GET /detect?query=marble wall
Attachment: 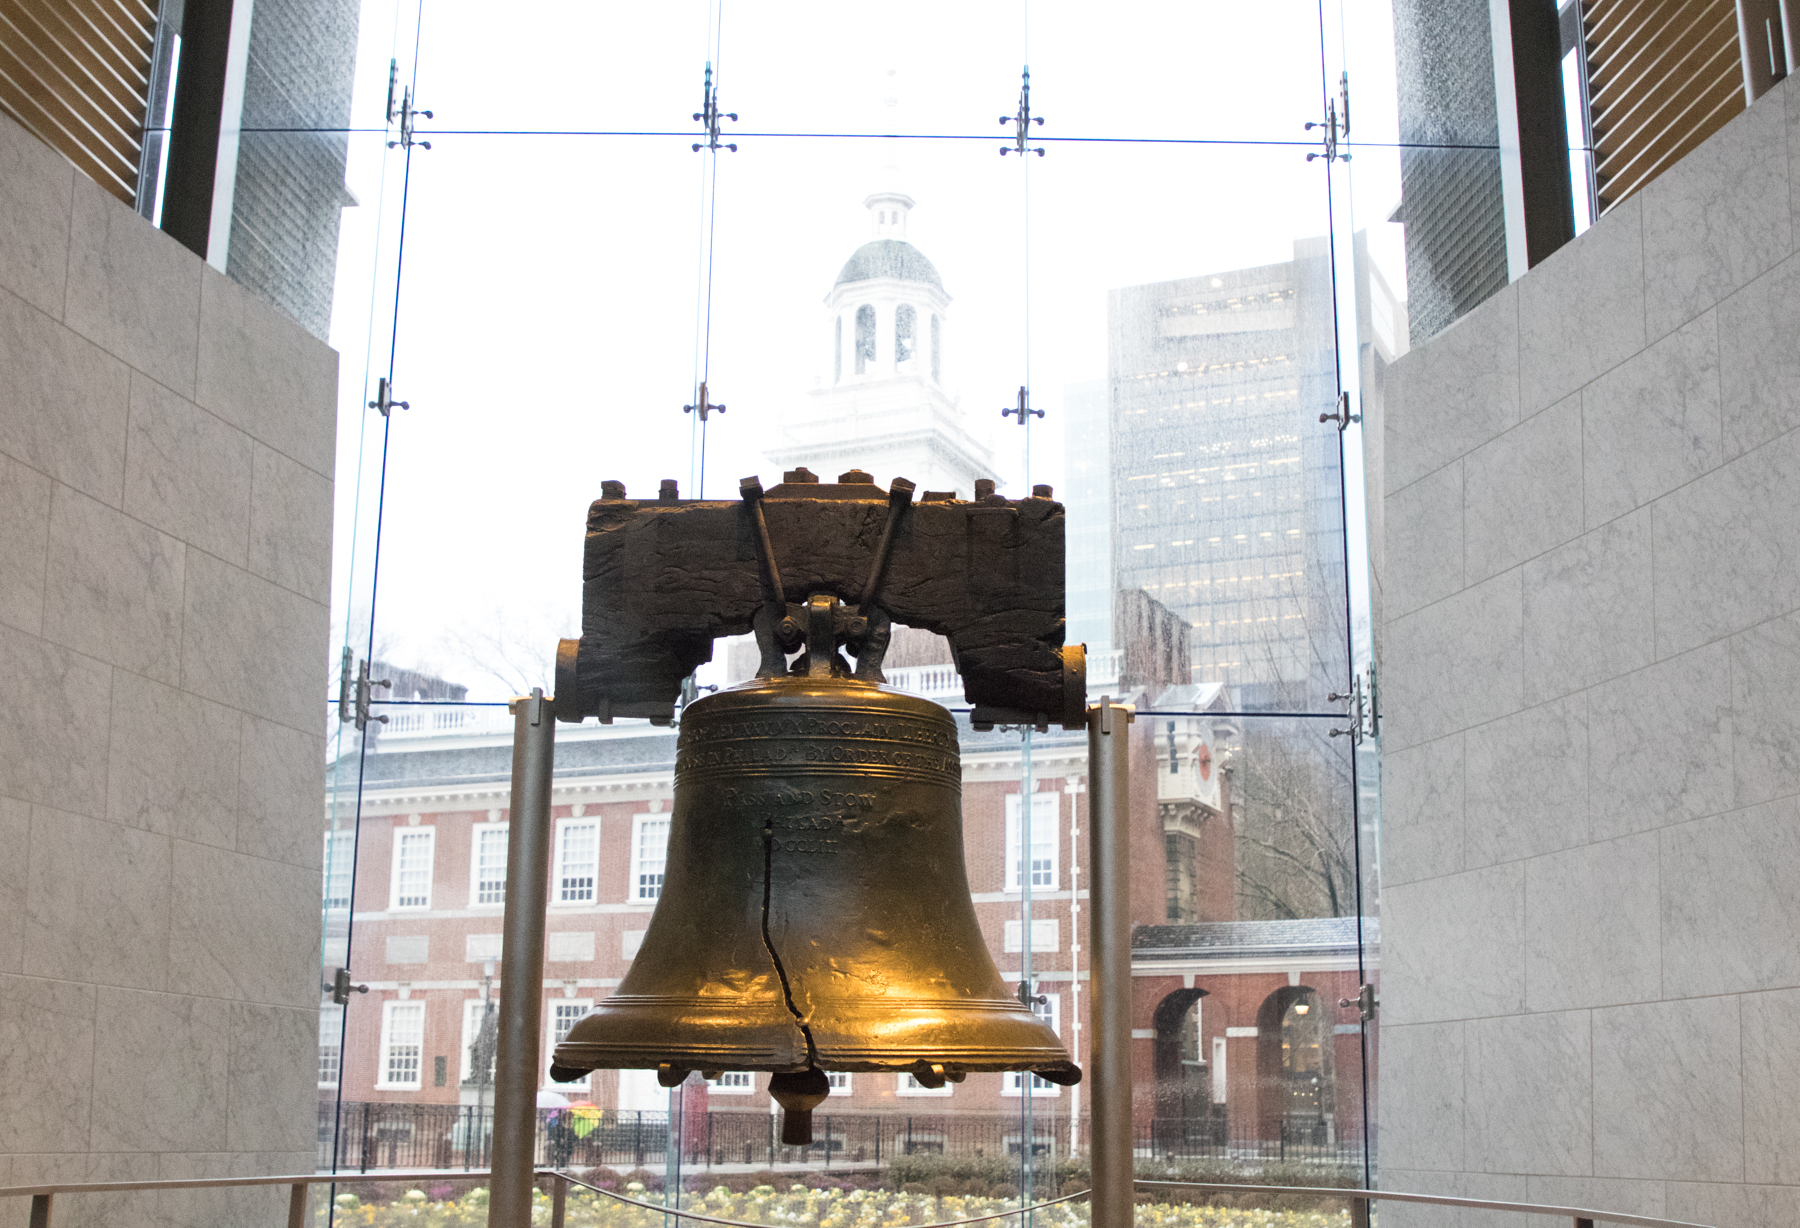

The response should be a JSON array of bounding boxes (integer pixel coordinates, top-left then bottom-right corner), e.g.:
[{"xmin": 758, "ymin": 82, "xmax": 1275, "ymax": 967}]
[
  {"xmin": 1376, "ymin": 69, "xmax": 1800, "ymax": 1228},
  {"xmin": 0, "ymin": 110, "xmax": 334, "ymax": 1227}
]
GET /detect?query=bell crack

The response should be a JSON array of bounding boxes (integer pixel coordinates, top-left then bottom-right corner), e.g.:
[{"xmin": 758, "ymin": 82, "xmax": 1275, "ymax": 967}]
[{"xmin": 761, "ymin": 818, "xmax": 821, "ymax": 1068}]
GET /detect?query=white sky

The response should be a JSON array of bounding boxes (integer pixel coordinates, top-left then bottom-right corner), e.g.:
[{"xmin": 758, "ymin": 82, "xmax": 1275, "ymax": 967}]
[{"xmin": 324, "ymin": 0, "xmax": 1409, "ymax": 702}]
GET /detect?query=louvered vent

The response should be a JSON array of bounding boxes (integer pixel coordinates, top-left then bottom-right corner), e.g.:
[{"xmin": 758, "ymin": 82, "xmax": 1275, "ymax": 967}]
[
  {"xmin": 1584, "ymin": 0, "xmax": 1745, "ymax": 211},
  {"xmin": 0, "ymin": 0, "xmax": 160, "ymax": 205}
]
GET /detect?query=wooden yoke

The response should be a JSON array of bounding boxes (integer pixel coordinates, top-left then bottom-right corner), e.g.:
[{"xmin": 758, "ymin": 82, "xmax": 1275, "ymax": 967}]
[{"xmin": 554, "ymin": 467, "xmax": 1086, "ymax": 729}]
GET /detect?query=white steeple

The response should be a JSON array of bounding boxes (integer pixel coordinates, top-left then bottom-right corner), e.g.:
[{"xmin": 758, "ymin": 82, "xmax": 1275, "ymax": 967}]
[{"xmin": 865, "ymin": 188, "xmax": 913, "ymax": 241}]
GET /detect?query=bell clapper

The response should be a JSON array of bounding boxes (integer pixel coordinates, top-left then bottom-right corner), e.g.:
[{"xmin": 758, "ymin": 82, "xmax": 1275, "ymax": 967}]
[{"xmin": 769, "ymin": 1068, "xmax": 831, "ymax": 1145}]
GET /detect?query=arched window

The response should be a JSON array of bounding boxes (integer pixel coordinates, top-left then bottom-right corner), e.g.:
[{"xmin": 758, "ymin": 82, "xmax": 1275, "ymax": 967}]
[
  {"xmin": 895, "ymin": 304, "xmax": 916, "ymax": 366},
  {"xmin": 834, "ymin": 315, "xmax": 842, "ymax": 383},
  {"xmin": 930, "ymin": 314, "xmax": 941, "ymax": 383},
  {"xmin": 855, "ymin": 304, "xmax": 876, "ymax": 374}
]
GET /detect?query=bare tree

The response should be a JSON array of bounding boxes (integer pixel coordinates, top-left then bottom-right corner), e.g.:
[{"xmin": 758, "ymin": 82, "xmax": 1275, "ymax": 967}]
[
  {"xmin": 1229, "ymin": 721, "xmax": 1358, "ymax": 921},
  {"xmin": 437, "ymin": 605, "xmax": 578, "ymax": 697}
]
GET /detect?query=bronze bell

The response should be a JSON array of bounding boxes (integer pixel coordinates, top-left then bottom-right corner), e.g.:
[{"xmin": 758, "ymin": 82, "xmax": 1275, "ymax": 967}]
[{"xmin": 552, "ymin": 656, "xmax": 1080, "ymax": 1141}]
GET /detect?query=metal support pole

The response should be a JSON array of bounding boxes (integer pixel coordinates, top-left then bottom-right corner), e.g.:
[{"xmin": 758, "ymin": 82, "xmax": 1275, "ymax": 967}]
[
  {"xmin": 28, "ymin": 1193, "xmax": 50, "ymax": 1228},
  {"xmin": 550, "ymin": 1175, "xmax": 567, "ymax": 1228},
  {"xmin": 1086, "ymin": 697, "xmax": 1135, "ymax": 1228},
  {"xmin": 287, "ymin": 1182, "xmax": 307, "ymax": 1228},
  {"xmin": 489, "ymin": 688, "xmax": 556, "ymax": 1228}
]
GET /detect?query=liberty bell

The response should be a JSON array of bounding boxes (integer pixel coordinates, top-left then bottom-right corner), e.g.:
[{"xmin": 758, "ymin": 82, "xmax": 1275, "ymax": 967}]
[{"xmin": 549, "ymin": 467, "xmax": 1089, "ymax": 1142}]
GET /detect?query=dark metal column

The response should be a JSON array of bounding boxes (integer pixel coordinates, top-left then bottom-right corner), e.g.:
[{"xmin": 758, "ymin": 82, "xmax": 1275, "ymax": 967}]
[
  {"xmin": 1086, "ymin": 697, "xmax": 1135, "ymax": 1228},
  {"xmin": 1503, "ymin": 0, "xmax": 1576, "ymax": 266},
  {"xmin": 160, "ymin": 0, "xmax": 235, "ymax": 257},
  {"xmin": 489, "ymin": 688, "xmax": 556, "ymax": 1228}
]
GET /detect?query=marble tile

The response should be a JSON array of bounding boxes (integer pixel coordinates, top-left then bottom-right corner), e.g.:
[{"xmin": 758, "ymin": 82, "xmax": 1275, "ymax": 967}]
[
  {"xmin": 0, "ymin": 287, "xmax": 131, "ymax": 505},
  {"xmin": 0, "ymin": 112, "xmax": 73, "ymax": 318},
  {"xmin": 179, "ymin": 550, "xmax": 328, "ymax": 733},
  {"xmin": 1518, "ymin": 196, "xmax": 1647, "ymax": 417},
  {"xmin": 1380, "ymin": 733, "xmax": 1464, "ymax": 885},
  {"xmin": 0, "ymin": 623, "xmax": 112, "ymax": 817},
  {"xmin": 43, "ymin": 482, "xmax": 185, "ymax": 683},
  {"xmin": 24, "ymin": 806, "xmax": 170, "ymax": 992},
  {"xmin": 1465, "ymin": 1009, "xmax": 1591, "ymax": 1175},
  {"xmin": 1464, "ymin": 394, "xmax": 1584, "ymax": 584},
  {"xmin": 1382, "ymin": 863, "xmax": 1525, "ymax": 1025},
  {"xmin": 1718, "ymin": 250, "xmax": 1800, "ymax": 459},
  {"xmin": 1587, "ymin": 641, "xmax": 1733, "ymax": 839},
  {"xmin": 248, "ymin": 442, "xmax": 332, "ymax": 603},
  {"xmin": 169, "ymin": 842, "xmax": 320, "ymax": 1007},
  {"xmin": 0, "ymin": 451, "xmax": 51, "ymax": 634},
  {"xmin": 1382, "ymin": 568, "xmax": 1524, "ymax": 752},
  {"xmin": 122, "ymin": 373, "xmax": 253, "ymax": 566},
  {"xmin": 1593, "ymin": 995, "xmax": 1742, "ymax": 1181},
  {"xmin": 1666, "ymin": 1181, "xmax": 1800, "ymax": 1228},
  {"xmin": 6, "ymin": 1154, "xmax": 134, "ymax": 1228},
  {"xmin": 227, "ymin": 1002, "xmax": 317, "ymax": 1152},
  {"xmin": 1521, "ymin": 509, "xmax": 1656, "ymax": 704},
  {"xmin": 0, "ymin": 973, "xmax": 95, "ymax": 1152},
  {"xmin": 1642, "ymin": 95, "xmax": 1792, "ymax": 340},
  {"xmin": 1525, "ymin": 834, "xmax": 1660, "ymax": 1011},
  {"xmin": 1581, "ymin": 311, "xmax": 1722, "ymax": 527},
  {"xmin": 1523, "ymin": 1176, "xmax": 1665, "ymax": 1227},
  {"xmin": 63, "ymin": 177, "xmax": 202, "ymax": 398},
  {"xmin": 88, "ymin": 987, "xmax": 229, "ymax": 1152},
  {"xmin": 1662, "ymin": 799, "xmax": 1800, "ymax": 996},
  {"xmin": 0, "ymin": 796, "xmax": 24, "ymax": 972},
  {"xmin": 106, "ymin": 670, "xmax": 239, "ymax": 848},
  {"xmin": 1384, "ymin": 283, "xmax": 1520, "ymax": 494},
  {"xmin": 1386, "ymin": 461, "xmax": 1463, "ymax": 617},
  {"xmin": 1742, "ymin": 986, "xmax": 1800, "ymax": 1184},
  {"xmin": 1377, "ymin": 1021, "xmax": 1465, "ymax": 1171},
  {"xmin": 1374, "ymin": 1169, "xmax": 1530, "ymax": 1228},
  {"xmin": 237, "ymin": 714, "xmax": 326, "ymax": 868},
  {"xmin": 195, "ymin": 268, "xmax": 337, "ymax": 480},
  {"xmin": 1730, "ymin": 608, "xmax": 1800, "ymax": 809},
  {"xmin": 1651, "ymin": 427, "xmax": 1800, "ymax": 658},
  {"xmin": 1465, "ymin": 693, "xmax": 1588, "ymax": 867}
]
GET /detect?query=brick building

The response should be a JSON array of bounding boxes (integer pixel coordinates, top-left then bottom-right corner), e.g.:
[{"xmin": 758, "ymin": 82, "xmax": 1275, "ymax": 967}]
[{"xmin": 323, "ymin": 664, "xmax": 1374, "ymax": 1147}]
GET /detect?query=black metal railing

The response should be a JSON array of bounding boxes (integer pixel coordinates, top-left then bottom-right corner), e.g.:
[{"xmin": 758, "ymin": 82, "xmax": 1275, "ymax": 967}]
[{"xmin": 319, "ymin": 1104, "xmax": 1363, "ymax": 1173}]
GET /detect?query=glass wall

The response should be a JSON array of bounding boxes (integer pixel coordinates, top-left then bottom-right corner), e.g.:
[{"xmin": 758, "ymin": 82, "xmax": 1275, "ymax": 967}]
[{"xmin": 303, "ymin": 0, "xmax": 1473, "ymax": 1220}]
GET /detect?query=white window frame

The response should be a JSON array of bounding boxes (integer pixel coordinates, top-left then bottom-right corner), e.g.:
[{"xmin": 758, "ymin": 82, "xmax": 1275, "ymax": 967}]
[
  {"xmin": 631, "ymin": 814, "xmax": 670, "ymax": 902},
  {"xmin": 547, "ymin": 998, "xmax": 593, "ymax": 1088},
  {"xmin": 389, "ymin": 827, "xmax": 436, "ymax": 910},
  {"xmin": 826, "ymin": 1071, "xmax": 852, "ymax": 1092},
  {"xmin": 1005, "ymin": 992, "xmax": 1062, "ymax": 1096},
  {"xmin": 318, "ymin": 1004, "xmax": 343, "ymax": 1088},
  {"xmin": 376, "ymin": 1000, "xmax": 425, "ymax": 1090},
  {"xmin": 461, "ymin": 997, "xmax": 500, "ymax": 1085},
  {"xmin": 554, "ymin": 817, "xmax": 600, "ymax": 905},
  {"xmin": 706, "ymin": 1071, "xmax": 755, "ymax": 1095},
  {"xmin": 469, "ymin": 821, "xmax": 508, "ymax": 907},
  {"xmin": 322, "ymin": 830, "xmax": 354, "ymax": 910},
  {"xmin": 1003, "ymin": 918, "xmax": 1060, "ymax": 953},
  {"xmin": 897, "ymin": 1072, "xmax": 954, "ymax": 1097},
  {"xmin": 1005, "ymin": 793, "xmax": 1060, "ymax": 891}
]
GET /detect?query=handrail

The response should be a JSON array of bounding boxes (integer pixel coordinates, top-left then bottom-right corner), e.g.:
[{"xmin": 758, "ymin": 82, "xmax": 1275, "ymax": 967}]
[
  {"xmin": 0, "ymin": 1170, "xmax": 1715, "ymax": 1228},
  {"xmin": 1136, "ymin": 1180, "xmax": 1713, "ymax": 1228}
]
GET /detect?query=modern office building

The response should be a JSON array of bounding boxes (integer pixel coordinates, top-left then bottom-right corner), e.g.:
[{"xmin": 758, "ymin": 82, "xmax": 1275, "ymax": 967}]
[{"xmin": 1107, "ymin": 238, "xmax": 1403, "ymax": 709}]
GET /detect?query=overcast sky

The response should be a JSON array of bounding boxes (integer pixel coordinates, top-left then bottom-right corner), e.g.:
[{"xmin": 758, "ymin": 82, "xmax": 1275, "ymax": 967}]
[{"xmin": 322, "ymin": 0, "xmax": 1406, "ymax": 703}]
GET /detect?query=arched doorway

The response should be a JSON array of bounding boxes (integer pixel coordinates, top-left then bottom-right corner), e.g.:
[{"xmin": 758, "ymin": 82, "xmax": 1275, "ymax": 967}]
[
  {"xmin": 1151, "ymin": 988, "xmax": 1221, "ymax": 1155},
  {"xmin": 1254, "ymin": 986, "xmax": 1335, "ymax": 1147}
]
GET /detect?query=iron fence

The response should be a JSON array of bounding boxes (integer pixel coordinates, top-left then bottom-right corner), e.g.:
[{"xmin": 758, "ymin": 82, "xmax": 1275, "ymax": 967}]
[{"xmin": 319, "ymin": 1105, "xmax": 1362, "ymax": 1174}]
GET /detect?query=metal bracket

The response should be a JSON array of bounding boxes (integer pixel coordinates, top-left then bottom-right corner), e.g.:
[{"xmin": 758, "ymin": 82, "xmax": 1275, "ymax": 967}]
[
  {"xmin": 692, "ymin": 62, "xmax": 738, "ymax": 152},
  {"xmin": 684, "ymin": 380, "xmax": 726, "ymax": 422},
  {"xmin": 355, "ymin": 659, "xmax": 390, "ymax": 731},
  {"xmin": 1319, "ymin": 390, "xmax": 1359, "ymax": 430},
  {"xmin": 999, "ymin": 66, "xmax": 1046, "ymax": 156},
  {"xmin": 1306, "ymin": 71, "xmax": 1351, "ymax": 162},
  {"xmin": 1091, "ymin": 694, "xmax": 1138, "ymax": 736},
  {"xmin": 387, "ymin": 87, "xmax": 432, "ymax": 150},
  {"xmin": 327, "ymin": 967, "xmax": 369, "ymax": 1005},
  {"xmin": 1001, "ymin": 384, "xmax": 1044, "ymax": 426},
  {"xmin": 1016, "ymin": 980, "xmax": 1048, "ymax": 1008},
  {"xmin": 369, "ymin": 377, "xmax": 410, "ymax": 417},
  {"xmin": 1328, "ymin": 673, "xmax": 1365, "ymax": 744},
  {"xmin": 1338, "ymin": 982, "xmax": 1378, "ymax": 1022}
]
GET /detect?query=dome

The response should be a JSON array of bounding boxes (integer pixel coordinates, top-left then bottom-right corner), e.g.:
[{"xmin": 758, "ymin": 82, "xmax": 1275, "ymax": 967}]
[{"xmin": 834, "ymin": 239, "xmax": 943, "ymax": 291}]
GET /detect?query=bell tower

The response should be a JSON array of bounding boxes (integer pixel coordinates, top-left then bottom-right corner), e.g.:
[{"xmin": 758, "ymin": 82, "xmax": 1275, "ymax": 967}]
[{"xmin": 764, "ymin": 191, "xmax": 994, "ymax": 499}]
